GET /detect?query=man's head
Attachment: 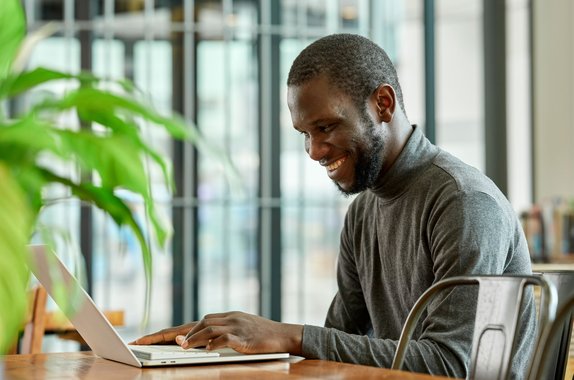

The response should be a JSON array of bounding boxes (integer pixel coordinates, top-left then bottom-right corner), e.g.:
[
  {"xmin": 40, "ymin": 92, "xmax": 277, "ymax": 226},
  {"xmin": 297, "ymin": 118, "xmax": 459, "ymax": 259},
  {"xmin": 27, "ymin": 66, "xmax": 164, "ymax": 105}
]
[
  {"xmin": 287, "ymin": 33, "xmax": 405, "ymax": 115},
  {"xmin": 287, "ymin": 34, "xmax": 409, "ymax": 196}
]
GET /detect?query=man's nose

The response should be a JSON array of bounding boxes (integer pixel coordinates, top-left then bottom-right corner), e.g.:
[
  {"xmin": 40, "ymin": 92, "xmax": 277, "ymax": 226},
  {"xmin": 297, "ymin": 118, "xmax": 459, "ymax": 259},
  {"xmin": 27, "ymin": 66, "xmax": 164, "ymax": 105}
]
[{"xmin": 306, "ymin": 136, "xmax": 329, "ymax": 161}]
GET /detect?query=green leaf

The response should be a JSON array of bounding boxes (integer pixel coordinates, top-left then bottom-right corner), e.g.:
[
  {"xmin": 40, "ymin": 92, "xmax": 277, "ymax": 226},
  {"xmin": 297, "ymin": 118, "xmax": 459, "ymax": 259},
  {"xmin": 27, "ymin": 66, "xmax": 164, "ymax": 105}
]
[
  {"xmin": 39, "ymin": 87, "xmax": 198, "ymax": 141},
  {"xmin": 13, "ymin": 166, "xmax": 49, "ymax": 215},
  {"xmin": 0, "ymin": 0, "xmax": 25, "ymax": 80},
  {"xmin": 145, "ymin": 203, "xmax": 171, "ymax": 248},
  {"xmin": 58, "ymin": 130, "xmax": 150, "ymax": 195},
  {"xmin": 61, "ymin": 130, "xmax": 171, "ymax": 246},
  {"xmin": 0, "ymin": 119, "xmax": 60, "ymax": 214},
  {"xmin": 0, "ymin": 118, "xmax": 62, "ymax": 157},
  {"xmin": 0, "ymin": 68, "xmax": 76, "ymax": 100},
  {"xmin": 0, "ymin": 164, "xmax": 32, "ymax": 354},
  {"xmin": 71, "ymin": 109, "xmax": 174, "ymax": 192}
]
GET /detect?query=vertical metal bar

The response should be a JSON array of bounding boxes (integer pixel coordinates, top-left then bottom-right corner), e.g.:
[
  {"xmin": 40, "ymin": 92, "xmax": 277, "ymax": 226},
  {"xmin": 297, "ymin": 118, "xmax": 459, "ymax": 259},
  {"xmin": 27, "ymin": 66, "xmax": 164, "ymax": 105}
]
[
  {"xmin": 76, "ymin": 0, "xmax": 95, "ymax": 295},
  {"xmin": 484, "ymin": 0, "xmax": 508, "ymax": 195},
  {"xmin": 258, "ymin": 0, "xmax": 272, "ymax": 320},
  {"xmin": 101, "ymin": 0, "xmax": 113, "ymax": 312},
  {"xmin": 184, "ymin": 0, "xmax": 198, "ymax": 325},
  {"xmin": 222, "ymin": 0, "xmax": 233, "ymax": 312},
  {"xmin": 423, "ymin": 0, "xmax": 436, "ymax": 144},
  {"xmin": 528, "ymin": 0, "xmax": 536, "ymax": 201},
  {"xmin": 258, "ymin": 0, "xmax": 282, "ymax": 321},
  {"xmin": 172, "ymin": 0, "xmax": 198, "ymax": 325},
  {"xmin": 269, "ymin": 0, "xmax": 282, "ymax": 322}
]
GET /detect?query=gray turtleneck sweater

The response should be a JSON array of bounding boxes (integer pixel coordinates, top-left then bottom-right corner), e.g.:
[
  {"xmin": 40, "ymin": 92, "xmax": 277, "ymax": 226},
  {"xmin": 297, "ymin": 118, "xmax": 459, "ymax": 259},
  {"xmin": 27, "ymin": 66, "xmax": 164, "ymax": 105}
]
[{"xmin": 300, "ymin": 125, "xmax": 536, "ymax": 378}]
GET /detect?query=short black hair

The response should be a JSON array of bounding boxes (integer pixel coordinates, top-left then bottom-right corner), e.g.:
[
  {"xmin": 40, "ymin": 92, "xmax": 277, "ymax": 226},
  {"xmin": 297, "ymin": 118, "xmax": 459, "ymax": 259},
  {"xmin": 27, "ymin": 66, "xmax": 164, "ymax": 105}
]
[{"xmin": 287, "ymin": 33, "xmax": 406, "ymax": 114}]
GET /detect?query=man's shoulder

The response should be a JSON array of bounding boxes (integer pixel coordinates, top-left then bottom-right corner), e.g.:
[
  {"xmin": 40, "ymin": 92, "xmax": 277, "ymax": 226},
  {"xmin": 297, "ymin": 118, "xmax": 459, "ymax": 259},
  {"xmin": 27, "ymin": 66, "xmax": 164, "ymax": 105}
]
[
  {"xmin": 428, "ymin": 151, "xmax": 521, "ymax": 230},
  {"xmin": 430, "ymin": 150, "xmax": 500, "ymax": 196}
]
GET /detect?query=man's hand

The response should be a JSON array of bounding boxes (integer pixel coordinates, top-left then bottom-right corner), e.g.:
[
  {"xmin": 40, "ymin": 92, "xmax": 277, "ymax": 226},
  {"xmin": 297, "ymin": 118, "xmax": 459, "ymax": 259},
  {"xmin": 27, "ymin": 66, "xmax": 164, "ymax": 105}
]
[
  {"xmin": 130, "ymin": 322, "xmax": 197, "ymax": 345},
  {"xmin": 175, "ymin": 311, "xmax": 303, "ymax": 355}
]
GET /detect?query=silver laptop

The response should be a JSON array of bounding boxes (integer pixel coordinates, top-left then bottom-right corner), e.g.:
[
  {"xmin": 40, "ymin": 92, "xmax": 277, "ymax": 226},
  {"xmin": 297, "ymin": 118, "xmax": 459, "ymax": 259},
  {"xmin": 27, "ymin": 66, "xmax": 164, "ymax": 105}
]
[{"xmin": 28, "ymin": 244, "xmax": 290, "ymax": 367}]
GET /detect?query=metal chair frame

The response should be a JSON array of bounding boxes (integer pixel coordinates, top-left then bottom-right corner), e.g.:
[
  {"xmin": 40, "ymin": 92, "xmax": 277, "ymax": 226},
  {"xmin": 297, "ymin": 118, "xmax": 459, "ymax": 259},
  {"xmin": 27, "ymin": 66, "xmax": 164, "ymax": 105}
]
[
  {"xmin": 535, "ymin": 271, "xmax": 574, "ymax": 380},
  {"xmin": 529, "ymin": 283, "xmax": 574, "ymax": 380},
  {"xmin": 391, "ymin": 275, "xmax": 557, "ymax": 380}
]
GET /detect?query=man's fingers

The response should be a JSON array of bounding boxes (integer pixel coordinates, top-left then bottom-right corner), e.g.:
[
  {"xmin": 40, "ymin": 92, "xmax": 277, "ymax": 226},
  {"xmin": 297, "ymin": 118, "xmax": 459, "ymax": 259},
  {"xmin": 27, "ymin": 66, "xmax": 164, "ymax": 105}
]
[
  {"xmin": 131, "ymin": 335, "xmax": 154, "ymax": 345},
  {"xmin": 132, "ymin": 323, "xmax": 195, "ymax": 345},
  {"xmin": 132, "ymin": 332, "xmax": 170, "ymax": 345},
  {"xmin": 203, "ymin": 311, "xmax": 235, "ymax": 319},
  {"xmin": 206, "ymin": 333, "xmax": 242, "ymax": 352},
  {"xmin": 182, "ymin": 317, "xmax": 230, "ymax": 342},
  {"xmin": 175, "ymin": 335, "xmax": 185, "ymax": 345},
  {"xmin": 181, "ymin": 326, "xmax": 229, "ymax": 349}
]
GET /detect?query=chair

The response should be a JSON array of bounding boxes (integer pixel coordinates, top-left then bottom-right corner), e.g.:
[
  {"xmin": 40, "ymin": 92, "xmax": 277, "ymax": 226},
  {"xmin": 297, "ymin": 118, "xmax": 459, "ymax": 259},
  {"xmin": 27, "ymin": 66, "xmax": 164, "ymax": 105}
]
[
  {"xmin": 8, "ymin": 285, "xmax": 48, "ymax": 354},
  {"xmin": 391, "ymin": 275, "xmax": 557, "ymax": 380},
  {"xmin": 529, "ymin": 271, "xmax": 574, "ymax": 380}
]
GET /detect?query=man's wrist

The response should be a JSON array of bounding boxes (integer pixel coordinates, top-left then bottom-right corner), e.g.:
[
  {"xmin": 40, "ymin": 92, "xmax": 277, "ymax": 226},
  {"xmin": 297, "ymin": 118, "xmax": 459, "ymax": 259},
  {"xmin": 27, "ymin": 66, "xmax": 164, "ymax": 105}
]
[{"xmin": 280, "ymin": 323, "xmax": 303, "ymax": 355}]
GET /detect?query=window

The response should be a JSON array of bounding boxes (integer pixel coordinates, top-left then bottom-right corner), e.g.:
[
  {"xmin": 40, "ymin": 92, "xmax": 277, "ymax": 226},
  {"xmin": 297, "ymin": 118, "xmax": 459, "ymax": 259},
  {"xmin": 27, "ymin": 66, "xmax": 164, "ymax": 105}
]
[{"xmin": 19, "ymin": 1, "xmax": 529, "ymax": 349}]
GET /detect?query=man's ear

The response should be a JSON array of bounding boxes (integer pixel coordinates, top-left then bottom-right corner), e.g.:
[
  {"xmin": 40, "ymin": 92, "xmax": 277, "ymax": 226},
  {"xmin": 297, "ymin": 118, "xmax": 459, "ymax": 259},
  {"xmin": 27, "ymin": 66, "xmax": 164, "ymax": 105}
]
[{"xmin": 373, "ymin": 84, "xmax": 396, "ymax": 123}]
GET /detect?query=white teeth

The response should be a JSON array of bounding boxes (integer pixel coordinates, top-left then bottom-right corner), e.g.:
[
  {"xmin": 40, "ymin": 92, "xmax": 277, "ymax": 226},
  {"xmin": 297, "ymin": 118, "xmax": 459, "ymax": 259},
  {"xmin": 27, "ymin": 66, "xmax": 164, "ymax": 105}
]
[{"xmin": 327, "ymin": 157, "xmax": 345, "ymax": 171}]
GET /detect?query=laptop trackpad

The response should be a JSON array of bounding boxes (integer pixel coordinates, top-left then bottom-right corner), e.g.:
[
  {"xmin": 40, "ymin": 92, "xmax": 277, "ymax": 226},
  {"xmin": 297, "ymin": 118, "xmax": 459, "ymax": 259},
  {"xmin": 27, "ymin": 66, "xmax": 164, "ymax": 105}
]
[{"xmin": 128, "ymin": 345, "xmax": 219, "ymax": 360}]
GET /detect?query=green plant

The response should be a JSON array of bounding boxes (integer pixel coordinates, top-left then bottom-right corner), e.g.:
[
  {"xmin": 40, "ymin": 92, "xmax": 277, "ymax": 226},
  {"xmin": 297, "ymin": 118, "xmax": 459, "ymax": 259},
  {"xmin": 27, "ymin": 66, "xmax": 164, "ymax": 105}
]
[{"xmin": 0, "ymin": 0, "xmax": 201, "ymax": 353}]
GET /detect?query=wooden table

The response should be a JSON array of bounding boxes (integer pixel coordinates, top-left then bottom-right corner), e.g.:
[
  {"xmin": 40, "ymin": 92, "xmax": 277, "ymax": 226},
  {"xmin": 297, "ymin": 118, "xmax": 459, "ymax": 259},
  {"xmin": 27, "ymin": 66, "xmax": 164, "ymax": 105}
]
[{"xmin": 2, "ymin": 352, "xmax": 451, "ymax": 379}]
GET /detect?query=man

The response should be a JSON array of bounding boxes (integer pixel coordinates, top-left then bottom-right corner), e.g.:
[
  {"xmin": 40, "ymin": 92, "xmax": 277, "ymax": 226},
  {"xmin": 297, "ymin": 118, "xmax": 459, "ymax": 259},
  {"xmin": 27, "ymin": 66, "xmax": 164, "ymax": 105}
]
[{"xmin": 134, "ymin": 34, "xmax": 536, "ymax": 378}]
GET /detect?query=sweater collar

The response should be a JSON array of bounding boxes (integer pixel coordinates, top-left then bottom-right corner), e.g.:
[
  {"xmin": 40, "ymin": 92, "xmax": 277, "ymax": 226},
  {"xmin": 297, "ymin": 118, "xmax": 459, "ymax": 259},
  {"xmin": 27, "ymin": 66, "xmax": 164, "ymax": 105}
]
[{"xmin": 369, "ymin": 125, "xmax": 439, "ymax": 200}]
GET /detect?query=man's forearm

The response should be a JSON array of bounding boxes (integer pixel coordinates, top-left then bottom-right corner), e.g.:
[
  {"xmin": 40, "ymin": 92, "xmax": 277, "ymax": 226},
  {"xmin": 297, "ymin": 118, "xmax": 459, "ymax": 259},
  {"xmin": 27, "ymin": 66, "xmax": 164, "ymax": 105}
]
[{"xmin": 300, "ymin": 324, "xmax": 466, "ymax": 377}]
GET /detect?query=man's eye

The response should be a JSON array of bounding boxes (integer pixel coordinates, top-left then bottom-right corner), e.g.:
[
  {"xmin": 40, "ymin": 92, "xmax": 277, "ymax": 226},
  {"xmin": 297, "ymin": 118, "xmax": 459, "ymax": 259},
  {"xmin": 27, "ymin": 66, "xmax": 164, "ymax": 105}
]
[
  {"xmin": 299, "ymin": 130, "xmax": 309, "ymax": 138},
  {"xmin": 319, "ymin": 124, "xmax": 336, "ymax": 133}
]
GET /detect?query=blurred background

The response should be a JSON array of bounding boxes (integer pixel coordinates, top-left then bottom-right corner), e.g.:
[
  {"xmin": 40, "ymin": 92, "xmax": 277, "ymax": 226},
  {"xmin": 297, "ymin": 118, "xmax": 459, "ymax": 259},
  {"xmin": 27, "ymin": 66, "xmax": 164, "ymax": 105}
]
[{"xmin": 15, "ymin": 0, "xmax": 574, "ymax": 350}]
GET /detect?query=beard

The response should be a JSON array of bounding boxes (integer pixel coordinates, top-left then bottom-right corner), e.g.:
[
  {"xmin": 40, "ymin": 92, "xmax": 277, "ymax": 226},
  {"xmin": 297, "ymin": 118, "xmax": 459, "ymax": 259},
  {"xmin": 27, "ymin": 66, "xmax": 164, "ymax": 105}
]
[{"xmin": 335, "ymin": 116, "xmax": 385, "ymax": 196}]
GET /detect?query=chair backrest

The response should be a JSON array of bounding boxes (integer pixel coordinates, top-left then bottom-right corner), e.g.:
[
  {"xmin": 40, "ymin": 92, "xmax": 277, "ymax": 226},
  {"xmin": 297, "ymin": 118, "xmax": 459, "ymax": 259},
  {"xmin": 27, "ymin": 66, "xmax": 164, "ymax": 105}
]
[
  {"xmin": 391, "ymin": 275, "xmax": 557, "ymax": 380},
  {"xmin": 529, "ymin": 271, "xmax": 574, "ymax": 380},
  {"xmin": 20, "ymin": 285, "xmax": 48, "ymax": 354}
]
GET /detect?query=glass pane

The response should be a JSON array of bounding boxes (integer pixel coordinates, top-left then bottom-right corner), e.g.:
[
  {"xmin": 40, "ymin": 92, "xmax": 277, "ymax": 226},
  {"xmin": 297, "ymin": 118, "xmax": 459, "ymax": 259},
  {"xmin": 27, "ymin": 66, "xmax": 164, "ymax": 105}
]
[
  {"xmin": 436, "ymin": 0, "xmax": 484, "ymax": 171},
  {"xmin": 197, "ymin": 37, "xmax": 259, "ymax": 316},
  {"xmin": 394, "ymin": 0, "xmax": 425, "ymax": 131},
  {"xmin": 92, "ymin": 39, "xmax": 125, "ymax": 80},
  {"xmin": 29, "ymin": 36, "xmax": 80, "ymax": 73},
  {"xmin": 507, "ymin": 0, "xmax": 532, "ymax": 211}
]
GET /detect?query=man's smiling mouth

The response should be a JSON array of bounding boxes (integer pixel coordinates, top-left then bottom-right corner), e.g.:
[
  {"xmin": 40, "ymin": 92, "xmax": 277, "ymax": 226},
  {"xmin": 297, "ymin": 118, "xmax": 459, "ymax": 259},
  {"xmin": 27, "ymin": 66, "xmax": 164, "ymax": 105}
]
[{"xmin": 327, "ymin": 156, "xmax": 347, "ymax": 171}]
